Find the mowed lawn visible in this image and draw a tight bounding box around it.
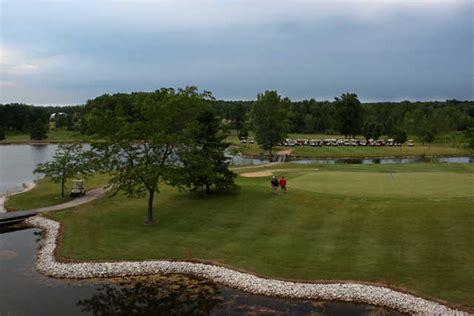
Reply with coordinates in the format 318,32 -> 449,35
48,163 -> 474,308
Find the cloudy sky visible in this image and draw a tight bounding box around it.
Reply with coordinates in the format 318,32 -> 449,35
0,0 -> 472,105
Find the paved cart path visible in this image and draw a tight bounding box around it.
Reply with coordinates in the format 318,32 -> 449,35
25,187 -> 108,213
0,187 -> 108,224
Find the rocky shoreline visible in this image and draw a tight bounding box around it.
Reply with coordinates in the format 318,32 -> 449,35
25,216 -> 468,315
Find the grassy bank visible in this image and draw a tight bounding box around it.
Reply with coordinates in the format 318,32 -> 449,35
46,163 -> 474,308
0,130 -> 97,144
5,174 -> 109,211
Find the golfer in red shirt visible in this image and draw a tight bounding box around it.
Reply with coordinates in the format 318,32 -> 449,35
279,176 -> 287,193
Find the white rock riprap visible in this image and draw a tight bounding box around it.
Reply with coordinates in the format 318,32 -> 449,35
25,216 -> 469,316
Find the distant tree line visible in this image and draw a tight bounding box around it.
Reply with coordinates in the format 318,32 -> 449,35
215,98 -> 474,138
2,93 -> 473,146
0,103 -> 83,140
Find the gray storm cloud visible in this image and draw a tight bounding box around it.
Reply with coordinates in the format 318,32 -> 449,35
0,0 -> 472,104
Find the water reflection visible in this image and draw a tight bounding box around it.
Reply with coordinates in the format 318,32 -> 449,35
78,275 -> 405,316
0,226 -> 405,315
78,275 -> 221,315
292,156 -> 473,165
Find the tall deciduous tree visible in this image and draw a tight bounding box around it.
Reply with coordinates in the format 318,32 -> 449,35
363,122 -> 383,141
30,119 -> 48,140
179,109 -> 237,194
232,102 -> 247,139
419,127 -> 436,148
392,129 -> 408,151
87,87 -> 211,223
252,91 -> 289,159
34,144 -> 89,197
65,114 -> 75,131
465,128 -> 474,150
335,93 -> 363,139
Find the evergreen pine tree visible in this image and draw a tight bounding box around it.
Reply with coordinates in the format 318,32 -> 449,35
180,109 -> 237,194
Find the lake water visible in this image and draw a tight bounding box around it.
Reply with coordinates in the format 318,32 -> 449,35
0,225 -> 404,315
0,144 -> 58,195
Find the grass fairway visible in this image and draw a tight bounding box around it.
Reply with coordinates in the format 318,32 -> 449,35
290,171 -> 473,198
6,174 -> 109,211
47,163 -> 474,308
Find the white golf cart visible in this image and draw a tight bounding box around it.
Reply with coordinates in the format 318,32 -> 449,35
70,179 -> 86,197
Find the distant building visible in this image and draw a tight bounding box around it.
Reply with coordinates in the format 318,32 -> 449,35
49,112 -> 66,121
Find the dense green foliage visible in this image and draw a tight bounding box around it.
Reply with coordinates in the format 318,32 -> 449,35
84,87 -> 236,223
30,118 -> 48,140
217,98 -> 474,142
54,113 -> 75,131
179,109 -> 237,193
335,93 -> 363,138
0,103 -> 49,132
363,122 -> 383,141
34,144 -> 91,197
466,128 -> 474,150
392,129 -> 408,145
2,94 -> 473,148
252,91 -> 290,157
0,103 -> 82,134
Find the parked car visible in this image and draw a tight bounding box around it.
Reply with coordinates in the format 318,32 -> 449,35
240,137 -> 247,144
408,140 -> 414,147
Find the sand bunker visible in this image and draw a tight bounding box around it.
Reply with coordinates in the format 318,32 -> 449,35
240,168 -> 318,178
240,171 -> 274,177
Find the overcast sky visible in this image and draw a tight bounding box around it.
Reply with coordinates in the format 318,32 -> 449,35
0,0 -> 472,105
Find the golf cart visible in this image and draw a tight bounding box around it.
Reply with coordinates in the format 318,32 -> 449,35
70,179 -> 86,197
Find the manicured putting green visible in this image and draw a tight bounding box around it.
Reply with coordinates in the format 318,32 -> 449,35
289,171 -> 474,198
